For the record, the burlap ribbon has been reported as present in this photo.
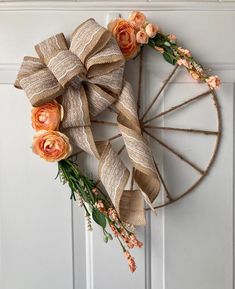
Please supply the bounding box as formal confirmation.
[15,19,161,225]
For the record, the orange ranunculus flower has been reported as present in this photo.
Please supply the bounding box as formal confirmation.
[108,19,140,60]
[32,130,72,162]
[31,100,63,131]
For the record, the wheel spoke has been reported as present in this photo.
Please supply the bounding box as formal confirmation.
[144,125,219,135]
[144,129,205,175]
[137,50,143,117]
[154,160,173,201]
[130,167,135,190]
[107,133,122,142]
[117,144,125,155]
[140,64,179,121]
[92,120,117,126]
[144,90,211,125]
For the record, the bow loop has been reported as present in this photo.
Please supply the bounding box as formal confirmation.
[15,56,45,89]
[70,18,112,64]
[35,33,68,63]
[86,37,125,78]
[15,56,63,106]
[35,34,86,88]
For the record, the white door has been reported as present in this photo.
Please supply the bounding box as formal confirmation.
[0,3,234,289]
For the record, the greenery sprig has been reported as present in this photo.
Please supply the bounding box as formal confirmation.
[57,159,143,272]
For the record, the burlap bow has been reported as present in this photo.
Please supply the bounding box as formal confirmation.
[15,19,161,225]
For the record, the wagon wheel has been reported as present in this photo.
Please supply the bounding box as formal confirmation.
[78,50,221,210]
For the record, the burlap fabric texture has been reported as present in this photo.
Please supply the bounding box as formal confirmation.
[15,18,161,225]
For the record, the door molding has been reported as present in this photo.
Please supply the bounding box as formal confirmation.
[1,1,235,12]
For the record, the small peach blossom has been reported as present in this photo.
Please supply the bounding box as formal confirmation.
[108,18,140,60]
[194,64,203,73]
[145,23,159,38]
[136,30,149,44]
[168,34,177,43]
[154,46,164,54]
[128,257,137,273]
[189,70,200,80]
[110,224,118,237]
[108,208,119,220]
[96,200,106,212]
[129,234,136,241]
[137,240,143,248]
[32,130,72,162]
[31,100,63,131]
[177,58,193,69]
[128,11,146,29]
[127,242,135,249]
[92,188,99,195]
[119,228,127,238]
[124,251,131,259]
[206,75,221,89]
[178,47,191,57]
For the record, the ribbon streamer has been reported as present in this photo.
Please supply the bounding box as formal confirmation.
[15,19,161,225]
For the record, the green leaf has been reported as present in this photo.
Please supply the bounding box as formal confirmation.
[78,187,90,203]
[148,38,155,47]
[106,232,113,240]
[163,52,176,65]
[103,234,109,243]
[164,47,173,54]
[92,208,106,229]
[164,41,171,47]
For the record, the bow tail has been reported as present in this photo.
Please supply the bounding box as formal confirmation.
[97,141,146,225]
[116,81,161,209]
[84,83,116,117]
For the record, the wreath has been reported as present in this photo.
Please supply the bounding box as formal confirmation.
[15,11,220,273]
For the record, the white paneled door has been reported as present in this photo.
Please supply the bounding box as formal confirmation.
[0,3,234,289]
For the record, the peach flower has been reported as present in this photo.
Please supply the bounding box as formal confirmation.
[128,11,146,29]
[32,130,72,162]
[96,200,106,213]
[124,251,131,259]
[124,251,136,273]
[136,30,149,44]
[128,257,137,273]
[31,100,63,131]
[206,75,221,89]
[168,34,177,43]
[178,47,191,57]
[108,19,140,60]
[189,70,200,80]
[107,208,119,221]
[177,58,193,69]
[110,224,118,237]
[145,23,159,38]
